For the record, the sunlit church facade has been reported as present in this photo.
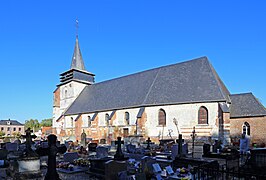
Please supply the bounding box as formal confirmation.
[52,36,266,145]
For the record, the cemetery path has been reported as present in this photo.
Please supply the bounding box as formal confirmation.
[0,167,100,180]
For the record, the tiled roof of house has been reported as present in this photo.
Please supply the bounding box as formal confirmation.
[65,57,230,115]
[230,93,266,118]
[0,120,24,126]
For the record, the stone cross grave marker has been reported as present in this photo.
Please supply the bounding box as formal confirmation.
[114,137,126,160]
[21,128,37,157]
[146,137,151,150]
[36,134,67,180]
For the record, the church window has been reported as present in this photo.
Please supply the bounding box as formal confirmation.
[158,109,166,126]
[198,106,208,124]
[242,122,250,136]
[71,117,74,127]
[123,128,129,137]
[65,89,68,98]
[105,113,109,126]
[88,116,91,127]
[125,112,130,125]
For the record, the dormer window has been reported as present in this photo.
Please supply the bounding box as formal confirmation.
[7,121,11,125]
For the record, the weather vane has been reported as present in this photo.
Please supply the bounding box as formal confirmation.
[76,19,79,37]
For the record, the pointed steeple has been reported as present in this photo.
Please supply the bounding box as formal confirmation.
[71,35,86,71]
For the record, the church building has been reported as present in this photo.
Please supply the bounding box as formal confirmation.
[52,36,266,145]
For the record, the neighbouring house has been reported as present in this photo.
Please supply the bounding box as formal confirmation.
[52,35,266,145]
[0,119,25,136]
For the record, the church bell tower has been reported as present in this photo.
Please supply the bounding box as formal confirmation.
[52,31,95,133]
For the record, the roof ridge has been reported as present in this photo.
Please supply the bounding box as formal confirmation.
[230,92,252,96]
[93,56,208,86]
[206,59,231,103]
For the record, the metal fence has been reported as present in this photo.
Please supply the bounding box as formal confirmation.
[191,163,266,180]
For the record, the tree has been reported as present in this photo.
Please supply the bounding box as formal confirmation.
[0,131,5,137]
[12,132,21,138]
[40,118,52,127]
[25,119,40,132]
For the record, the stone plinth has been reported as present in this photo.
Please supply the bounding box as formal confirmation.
[18,157,41,173]
[7,157,43,180]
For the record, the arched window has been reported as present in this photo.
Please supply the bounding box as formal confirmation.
[105,113,109,126]
[242,122,250,136]
[125,112,130,125]
[198,106,208,124]
[65,89,68,98]
[71,117,74,127]
[88,116,91,127]
[158,109,166,126]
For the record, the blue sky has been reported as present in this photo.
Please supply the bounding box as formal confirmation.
[0,1,265,123]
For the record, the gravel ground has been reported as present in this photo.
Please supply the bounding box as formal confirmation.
[0,167,99,180]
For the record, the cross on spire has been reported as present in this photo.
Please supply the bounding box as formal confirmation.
[76,19,79,37]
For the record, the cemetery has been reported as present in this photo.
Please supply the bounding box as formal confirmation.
[0,128,265,179]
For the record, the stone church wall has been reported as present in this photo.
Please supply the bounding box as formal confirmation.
[230,116,266,145]
[145,102,220,141]
[57,102,228,143]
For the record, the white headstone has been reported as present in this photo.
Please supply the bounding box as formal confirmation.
[165,166,174,175]
[152,163,162,173]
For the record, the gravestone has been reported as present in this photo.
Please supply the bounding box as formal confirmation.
[96,146,109,158]
[21,128,38,157]
[114,137,127,161]
[88,143,97,152]
[41,142,49,148]
[171,144,178,160]
[63,152,79,163]
[126,144,136,153]
[7,128,42,179]
[203,143,211,156]
[104,160,127,180]
[36,134,67,180]
[6,142,18,152]
[81,129,87,147]
[146,137,151,150]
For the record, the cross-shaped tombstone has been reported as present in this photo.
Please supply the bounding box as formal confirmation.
[21,128,37,157]
[114,137,127,161]
[146,137,152,150]
[36,134,67,180]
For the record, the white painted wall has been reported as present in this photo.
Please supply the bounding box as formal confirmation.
[60,102,220,140]
[52,81,87,130]
[145,102,219,138]
[59,82,87,114]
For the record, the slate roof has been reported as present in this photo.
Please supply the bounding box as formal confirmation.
[71,36,86,71]
[230,93,266,118]
[0,120,24,126]
[65,57,231,115]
